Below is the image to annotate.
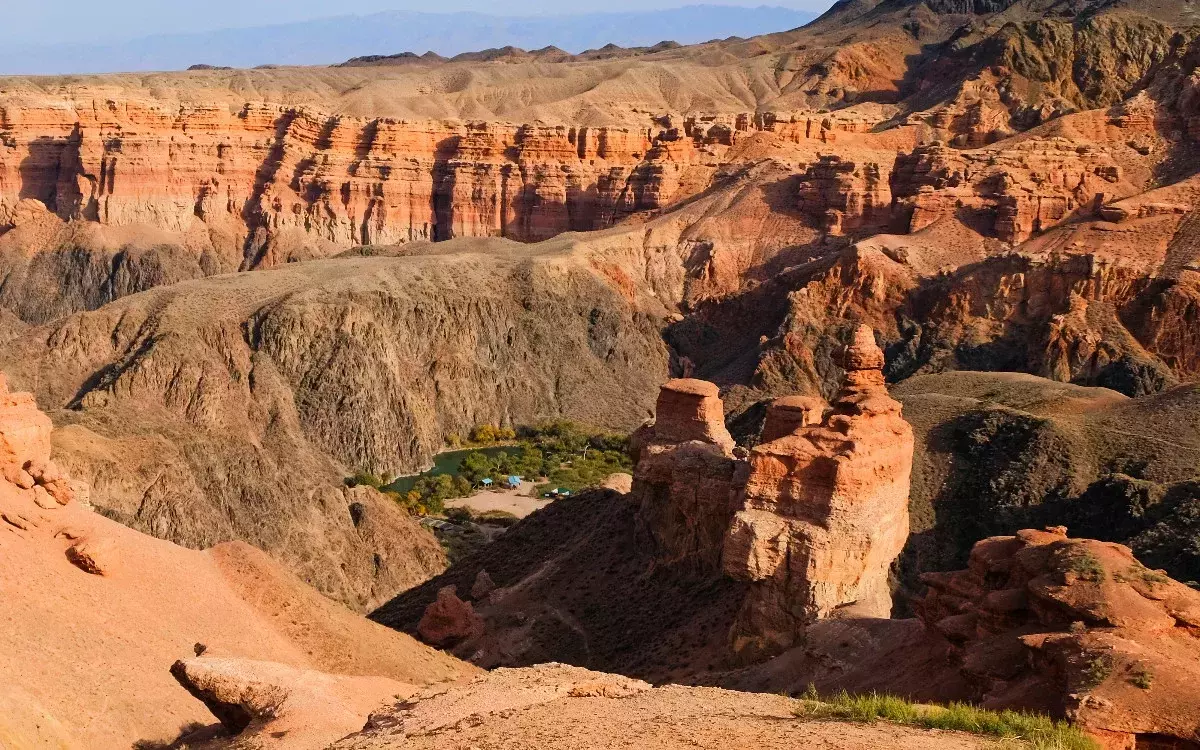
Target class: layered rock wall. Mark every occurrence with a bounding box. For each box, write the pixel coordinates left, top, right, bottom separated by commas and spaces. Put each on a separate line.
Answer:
0, 98, 896, 276
723, 325, 914, 659
891, 140, 1127, 243
630, 327, 914, 661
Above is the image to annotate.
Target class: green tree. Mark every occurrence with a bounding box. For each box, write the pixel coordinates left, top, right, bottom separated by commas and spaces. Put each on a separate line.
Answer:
460, 451, 496, 483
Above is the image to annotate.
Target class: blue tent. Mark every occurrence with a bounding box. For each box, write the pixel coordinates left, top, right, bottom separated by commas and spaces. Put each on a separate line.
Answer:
506, 475, 522, 488
480, 478, 493, 487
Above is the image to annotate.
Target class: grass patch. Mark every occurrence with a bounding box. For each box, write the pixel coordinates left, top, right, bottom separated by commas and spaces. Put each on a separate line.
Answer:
1067, 551, 1105, 583
1129, 663, 1153, 690
794, 689, 1097, 750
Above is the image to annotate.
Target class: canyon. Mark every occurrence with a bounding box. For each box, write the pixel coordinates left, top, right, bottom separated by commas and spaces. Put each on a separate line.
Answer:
4, 0, 1200, 745
1, 0, 1199, 612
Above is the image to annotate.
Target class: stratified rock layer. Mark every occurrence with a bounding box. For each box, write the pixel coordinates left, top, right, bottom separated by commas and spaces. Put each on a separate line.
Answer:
723, 325, 914, 660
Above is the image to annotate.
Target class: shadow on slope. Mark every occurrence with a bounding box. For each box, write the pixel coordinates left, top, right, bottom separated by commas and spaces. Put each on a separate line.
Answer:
371, 489, 746, 683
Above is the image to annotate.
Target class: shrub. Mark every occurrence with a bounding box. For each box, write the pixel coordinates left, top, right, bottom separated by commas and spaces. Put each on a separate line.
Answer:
478, 509, 519, 522
1129, 664, 1153, 690
1081, 653, 1114, 690
468, 424, 517, 444
794, 690, 1097, 750
346, 470, 385, 489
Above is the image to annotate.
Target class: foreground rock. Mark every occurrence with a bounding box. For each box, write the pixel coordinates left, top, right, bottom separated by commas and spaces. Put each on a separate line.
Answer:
171, 657, 416, 749
329, 664, 992, 750
919, 527, 1200, 749
0, 374, 473, 749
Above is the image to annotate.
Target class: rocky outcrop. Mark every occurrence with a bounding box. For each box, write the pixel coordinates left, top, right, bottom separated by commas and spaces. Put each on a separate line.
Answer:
630, 379, 742, 570
331, 663, 996, 750
417, 586, 486, 647
759, 395, 827, 443
797, 155, 894, 235
918, 527, 1200, 749
891, 140, 1128, 244
723, 325, 914, 660
170, 656, 414, 748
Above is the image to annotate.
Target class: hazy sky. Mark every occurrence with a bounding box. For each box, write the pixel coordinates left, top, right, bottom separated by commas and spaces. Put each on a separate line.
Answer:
2, 1, 837, 45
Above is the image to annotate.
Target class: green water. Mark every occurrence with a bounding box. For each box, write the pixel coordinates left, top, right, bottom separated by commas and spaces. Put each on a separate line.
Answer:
384, 445, 522, 494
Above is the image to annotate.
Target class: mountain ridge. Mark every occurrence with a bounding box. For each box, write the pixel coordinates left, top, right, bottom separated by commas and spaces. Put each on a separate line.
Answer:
0, 5, 818, 75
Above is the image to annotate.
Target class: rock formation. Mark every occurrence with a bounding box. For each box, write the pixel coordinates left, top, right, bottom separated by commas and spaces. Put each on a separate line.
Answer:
164, 662, 995, 750
388, 328, 914, 668
170, 657, 416, 748
918, 527, 1200, 749
723, 325, 914, 659
630, 379, 742, 570
796, 156, 894, 235
890, 140, 1129, 244
328, 663, 995, 750
417, 586, 486, 647
758, 396, 827, 443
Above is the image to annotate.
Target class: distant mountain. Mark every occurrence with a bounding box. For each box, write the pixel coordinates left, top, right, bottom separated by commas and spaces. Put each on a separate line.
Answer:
0, 5, 817, 76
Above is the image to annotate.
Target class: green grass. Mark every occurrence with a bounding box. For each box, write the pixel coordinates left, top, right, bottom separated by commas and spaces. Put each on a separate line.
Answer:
793, 689, 1097, 750
1067, 551, 1105, 583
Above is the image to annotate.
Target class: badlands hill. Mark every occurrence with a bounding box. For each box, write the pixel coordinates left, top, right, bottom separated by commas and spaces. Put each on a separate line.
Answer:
2, 0, 1200, 609
0, 374, 471, 748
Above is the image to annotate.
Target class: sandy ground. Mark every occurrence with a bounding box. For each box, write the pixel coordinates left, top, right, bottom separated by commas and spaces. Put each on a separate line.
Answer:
0, 480, 472, 749
446, 482, 552, 518
337, 665, 994, 750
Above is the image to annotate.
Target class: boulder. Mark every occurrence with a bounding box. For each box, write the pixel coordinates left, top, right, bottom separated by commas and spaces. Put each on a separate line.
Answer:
170, 656, 414, 748
65, 538, 116, 576
917, 528, 1200, 749
417, 586, 485, 647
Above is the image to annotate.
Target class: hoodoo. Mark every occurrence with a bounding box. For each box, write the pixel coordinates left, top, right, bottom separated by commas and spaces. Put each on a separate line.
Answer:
630, 378, 742, 570
723, 325, 915, 659
631, 326, 915, 660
